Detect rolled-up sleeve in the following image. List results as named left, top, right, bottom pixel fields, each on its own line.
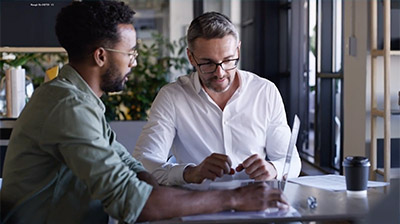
left=41, top=97, right=152, bottom=223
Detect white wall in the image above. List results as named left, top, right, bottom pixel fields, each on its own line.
left=343, top=0, right=369, bottom=157
left=169, top=0, right=193, bottom=43
left=168, top=0, right=193, bottom=81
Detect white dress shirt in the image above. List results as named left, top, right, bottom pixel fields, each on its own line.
left=133, top=70, right=301, bottom=185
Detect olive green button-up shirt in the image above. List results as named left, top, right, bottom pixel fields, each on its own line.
left=1, top=65, right=153, bottom=224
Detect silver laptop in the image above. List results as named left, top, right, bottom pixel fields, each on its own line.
left=279, top=114, right=300, bottom=190
left=255, top=114, right=300, bottom=191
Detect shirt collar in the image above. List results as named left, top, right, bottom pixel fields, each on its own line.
left=57, top=64, right=105, bottom=112
left=236, top=70, right=243, bottom=93
left=193, top=71, right=203, bottom=94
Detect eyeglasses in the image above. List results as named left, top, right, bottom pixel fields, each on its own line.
left=191, top=52, right=239, bottom=74
left=104, top=48, right=138, bottom=66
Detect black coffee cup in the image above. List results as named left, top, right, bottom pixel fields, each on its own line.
left=342, top=156, right=370, bottom=195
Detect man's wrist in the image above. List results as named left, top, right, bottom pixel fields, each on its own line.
left=137, top=171, right=159, bottom=188
left=183, top=165, right=195, bottom=183
left=267, top=161, right=278, bottom=179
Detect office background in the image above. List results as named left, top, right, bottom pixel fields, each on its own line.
left=0, top=0, right=399, bottom=181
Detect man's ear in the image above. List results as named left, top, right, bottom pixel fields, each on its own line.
left=93, top=48, right=107, bottom=67
left=186, top=48, right=196, bottom=67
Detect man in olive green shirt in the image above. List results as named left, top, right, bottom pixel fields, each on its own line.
left=0, top=1, right=288, bottom=223
left=1, top=63, right=153, bottom=223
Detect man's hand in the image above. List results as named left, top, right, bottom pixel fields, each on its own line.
left=232, top=182, right=289, bottom=211
left=235, top=154, right=277, bottom=180
left=183, top=153, right=235, bottom=183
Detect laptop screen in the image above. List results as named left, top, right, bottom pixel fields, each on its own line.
left=280, top=115, right=300, bottom=189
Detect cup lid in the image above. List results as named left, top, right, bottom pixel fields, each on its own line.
left=342, top=156, right=371, bottom=167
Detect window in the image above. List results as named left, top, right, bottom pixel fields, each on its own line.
left=303, top=0, right=343, bottom=173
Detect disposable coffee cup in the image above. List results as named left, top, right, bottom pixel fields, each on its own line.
left=342, top=156, right=370, bottom=197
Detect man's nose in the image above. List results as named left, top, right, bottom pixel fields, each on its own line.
left=214, top=64, right=225, bottom=77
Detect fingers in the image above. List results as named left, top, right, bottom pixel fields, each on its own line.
left=251, top=167, right=270, bottom=180
left=204, top=167, right=234, bottom=179
left=236, top=154, right=277, bottom=180
left=265, top=188, right=289, bottom=208
left=235, top=154, right=258, bottom=172
left=235, top=164, right=244, bottom=172
left=195, top=153, right=234, bottom=181
left=201, top=163, right=229, bottom=180
left=204, top=153, right=233, bottom=175
left=233, top=182, right=289, bottom=211
left=209, top=153, right=233, bottom=169
left=255, top=184, right=289, bottom=209
left=184, top=153, right=235, bottom=183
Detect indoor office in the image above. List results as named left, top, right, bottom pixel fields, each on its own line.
left=0, top=0, right=399, bottom=223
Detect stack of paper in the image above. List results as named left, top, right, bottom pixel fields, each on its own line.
left=288, top=174, right=389, bottom=191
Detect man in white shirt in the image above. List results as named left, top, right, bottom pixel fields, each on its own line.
left=133, top=12, right=301, bottom=186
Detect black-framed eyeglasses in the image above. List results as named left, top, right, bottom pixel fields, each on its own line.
left=190, top=52, right=239, bottom=74
left=104, top=48, right=138, bottom=66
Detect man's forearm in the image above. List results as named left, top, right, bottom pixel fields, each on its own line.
left=137, top=182, right=288, bottom=222
left=137, top=186, right=233, bottom=221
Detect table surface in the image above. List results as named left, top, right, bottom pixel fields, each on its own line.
left=146, top=179, right=396, bottom=224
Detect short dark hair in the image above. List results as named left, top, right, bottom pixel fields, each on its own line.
left=55, top=1, right=135, bottom=62
left=187, top=12, right=239, bottom=51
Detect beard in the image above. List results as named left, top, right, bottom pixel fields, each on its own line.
left=100, top=64, right=128, bottom=93
left=203, top=74, right=232, bottom=93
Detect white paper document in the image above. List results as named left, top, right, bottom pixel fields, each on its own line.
left=181, top=206, right=300, bottom=221
left=288, top=174, right=389, bottom=191
left=183, top=172, right=252, bottom=191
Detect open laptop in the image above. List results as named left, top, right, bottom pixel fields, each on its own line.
left=279, top=114, right=300, bottom=190
left=208, top=114, right=301, bottom=191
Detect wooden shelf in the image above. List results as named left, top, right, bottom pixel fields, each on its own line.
left=372, top=108, right=385, bottom=117
left=370, top=0, right=394, bottom=182
left=371, top=50, right=400, bottom=57
left=0, top=47, right=66, bottom=53
left=390, top=51, right=400, bottom=56
left=374, top=168, right=400, bottom=179
left=372, top=108, right=400, bottom=117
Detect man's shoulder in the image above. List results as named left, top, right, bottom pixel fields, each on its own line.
left=49, top=77, right=95, bottom=98
left=26, top=81, right=103, bottom=133
left=160, top=73, right=196, bottom=93
left=31, top=79, right=98, bottom=112
left=239, top=70, right=277, bottom=89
